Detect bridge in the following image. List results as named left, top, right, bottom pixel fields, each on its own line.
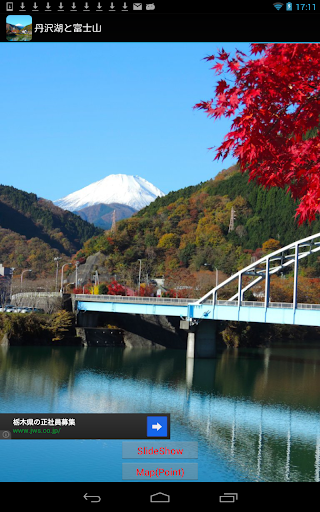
left=74, top=232, right=320, bottom=358
left=74, top=232, right=320, bottom=357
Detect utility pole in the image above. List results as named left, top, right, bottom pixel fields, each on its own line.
left=204, top=263, right=219, bottom=287
left=228, top=206, right=236, bottom=233
left=75, top=260, right=80, bottom=288
left=215, top=267, right=219, bottom=287
left=92, top=270, right=99, bottom=288
left=21, top=269, right=32, bottom=293
left=54, top=257, right=62, bottom=292
left=111, top=209, right=116, bottom=232
left=138, top=259, right=142, bottom=295
left=10, top=267, right=15, bottom=302
left=61, top=263, right=72, bottom=293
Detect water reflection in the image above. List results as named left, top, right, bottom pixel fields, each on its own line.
left=6, top=35, right=32, bottom=42
left=1, top=343, right=320, bottom=481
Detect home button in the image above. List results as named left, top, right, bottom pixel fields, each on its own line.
left=150, top=492, right=170, bottom=503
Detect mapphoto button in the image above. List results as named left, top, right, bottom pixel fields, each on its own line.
left=122, top=463, right=198, bottom=480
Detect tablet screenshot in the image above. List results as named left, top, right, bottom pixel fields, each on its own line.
left=1, top=2, right=320, bottom=506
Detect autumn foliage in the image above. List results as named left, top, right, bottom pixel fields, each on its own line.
left=106, top=280, right=126, bottom=296
left=194, top=44, right=320, bottom=223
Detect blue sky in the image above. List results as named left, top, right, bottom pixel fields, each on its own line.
left=2, top=42, right=251, bottom=201
left=6, top=15, right=32, bottom=27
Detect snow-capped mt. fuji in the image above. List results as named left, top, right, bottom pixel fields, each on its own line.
left=54, top=174, right=165, bottom=212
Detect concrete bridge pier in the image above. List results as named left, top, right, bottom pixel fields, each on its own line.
left=181, top=320, right=217, bottom=359
left=77, top=311, right=100, bottom=328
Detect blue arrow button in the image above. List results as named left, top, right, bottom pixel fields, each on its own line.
left=147, top=416, right=168, bottom=437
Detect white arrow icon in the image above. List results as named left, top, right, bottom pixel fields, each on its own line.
left=122, top=2, right=128, bottom=9
left=58, top=2, right=64, bottom=8
left=97, top=2, right=102, bottom=8
left=20, top=2, right=25, bottom=8
left=110, top=2, right=115, bottom=8
left=152, top=422, right=162, bottom=431
left=32, top=2, right=38, bottom=9
left=84, top=494, right=101, bottom=503
left=84, top=1, right=89, bottom=8
left=45, top=2, right=51, bottom=9
left=71, top=2, right=77, bottom=8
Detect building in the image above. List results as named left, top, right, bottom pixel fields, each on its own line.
left=0, top=264, right=12, bottom=304
left=0, top=264, right=12, bottom=277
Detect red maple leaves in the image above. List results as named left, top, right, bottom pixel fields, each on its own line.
left=194, top=43, right=320, bottom=224
left=107, top=280, right=126, bottom=295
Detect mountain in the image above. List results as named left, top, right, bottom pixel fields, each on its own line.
left=6, top=23, right=20, bottom=33
left=74, top=164, right=320, bottom=294
left=21, top=24, right=32, bottom=32
left=0, top=184, right=102, bottom=276
left=54, top=174, right=165, bottom=212
left=76, top=202, right=137, bottom=230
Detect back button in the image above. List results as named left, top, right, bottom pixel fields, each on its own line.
left=83, top=494, right=101, bottom=503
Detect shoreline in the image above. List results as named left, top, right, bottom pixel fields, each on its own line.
left=1, top=311, right=320, bottom=348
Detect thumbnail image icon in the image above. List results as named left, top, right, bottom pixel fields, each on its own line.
left=6, top=15, right=32, bottom=41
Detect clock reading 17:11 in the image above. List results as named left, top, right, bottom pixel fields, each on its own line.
left=296, top=3, right=316, bottom=8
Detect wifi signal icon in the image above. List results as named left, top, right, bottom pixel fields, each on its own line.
left=273, top=2, right=284, bottom=8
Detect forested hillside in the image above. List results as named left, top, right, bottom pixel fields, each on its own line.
left=74, top=165, right=320, bottom=295
left=0, top=185, right=102, bottom=276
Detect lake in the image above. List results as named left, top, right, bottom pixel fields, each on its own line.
left=6, top=35, right=32, bottom=42
left=0, top=341, right=320, bottom=482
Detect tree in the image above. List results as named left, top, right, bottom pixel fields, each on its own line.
left=48, top=310, right=73, bottom=341
left=139, top=283, right=156, bottom=297
left=262, top=238, right=281, bottom=254
left=107, top=280, right=126, bottom=296
left=157, top=233, right=180, bottom=249
left=194, top=44, right=320, bottom=223
left=98, top=283, right=108, bottom=295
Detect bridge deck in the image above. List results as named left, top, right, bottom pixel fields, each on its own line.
left=75, top=295, right=320, bottom=327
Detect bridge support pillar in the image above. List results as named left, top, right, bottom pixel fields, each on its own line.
left=183, top=320, right=217, bottom=359
left=77, top=311, right=100, bottom=328
left=186, top=332, right=196, bottom=358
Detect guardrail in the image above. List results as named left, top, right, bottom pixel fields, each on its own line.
left=200, top=299, right=320, bottom=310
left=12, top=292, right=62, bottom=299
left=74, top=294, right=197, bottom=306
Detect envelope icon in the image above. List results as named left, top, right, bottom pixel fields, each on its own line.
left=133, top=2, right=142, bottom=9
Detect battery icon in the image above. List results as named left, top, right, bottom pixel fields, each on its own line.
left=286, top=2, right=293, bottom=9
left=219, top=493, right=238, bottom=503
